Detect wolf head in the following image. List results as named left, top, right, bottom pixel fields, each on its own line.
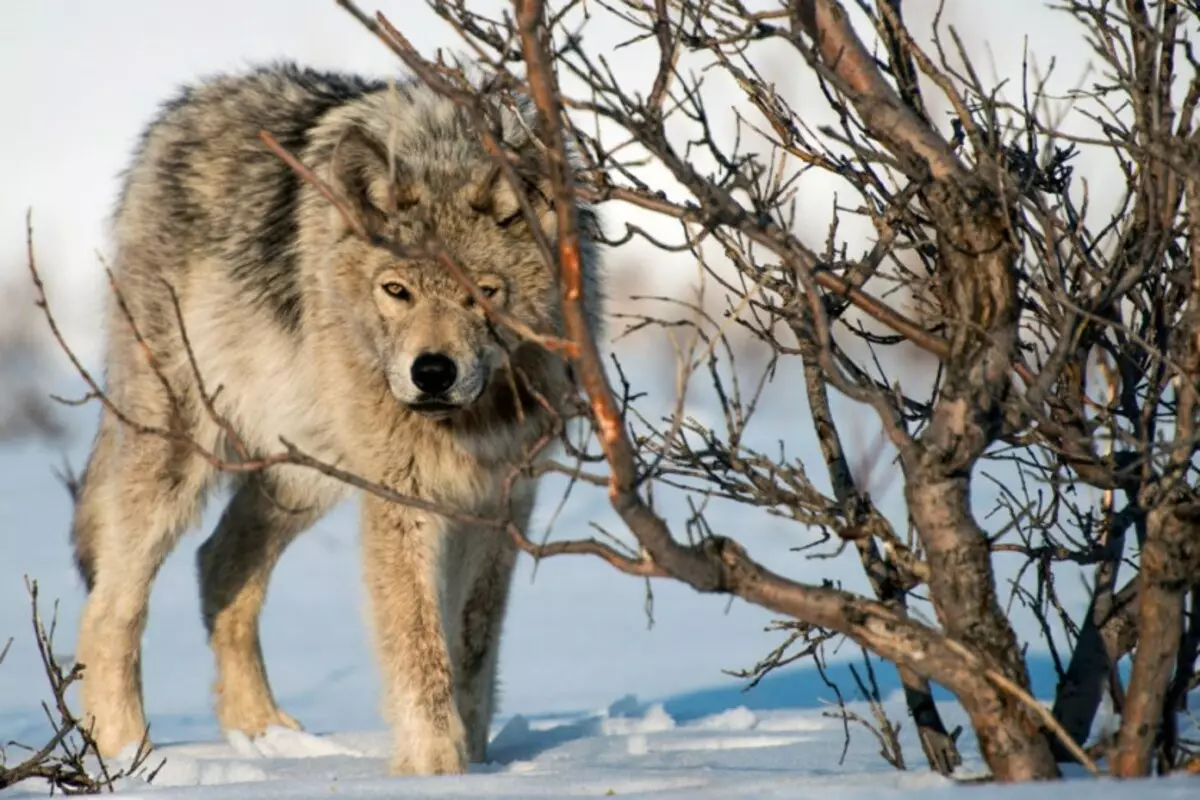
left=319, top=87, right=601, bottom=422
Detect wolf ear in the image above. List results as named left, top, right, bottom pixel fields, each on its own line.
left=469, top=164, right=603, bottom=244
left=329, top=127, right=419, bottom=234
left=468, top=163, right=559, bottom=234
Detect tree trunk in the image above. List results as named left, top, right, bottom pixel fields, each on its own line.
left=1112, top=504, right=1200, bottom=776
left=1051, top=538, right=1136, bottom=759
left=902, top=174, right=1059, bottom=780
left=907, top=478, right=1060, bottom=780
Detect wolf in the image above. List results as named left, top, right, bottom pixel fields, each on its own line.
left=69, top=62, right=603, bottom=775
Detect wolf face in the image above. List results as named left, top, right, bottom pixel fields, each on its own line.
left=324, top=122, right=570, bottom=420
left=370, top=266, right=507, bottom=416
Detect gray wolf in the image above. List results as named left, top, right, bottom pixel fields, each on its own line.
left=69, top=62, right=603, bottom=775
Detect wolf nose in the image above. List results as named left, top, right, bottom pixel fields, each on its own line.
left=411, top=353, right=458, bottom=395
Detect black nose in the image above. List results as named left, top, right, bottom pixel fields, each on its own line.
left=411, top=353, right=458, bottom=396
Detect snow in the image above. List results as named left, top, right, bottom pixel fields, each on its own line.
left=4, top=694, right=1198, bottom=798
left=102, top=703, right=950, bottom=798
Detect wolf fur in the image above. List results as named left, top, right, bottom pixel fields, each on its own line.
left=70, top=62, right=603, bottom=775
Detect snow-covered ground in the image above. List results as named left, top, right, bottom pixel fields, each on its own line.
left=3, top=687, right=1199, bottom=799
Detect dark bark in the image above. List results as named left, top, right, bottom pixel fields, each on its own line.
left=1051, top=526, right=1136, bottom=759
left=907, top=477, right=1059, bottom=780
left=788, top=1, right=1059, bottom=778
left=1113, top=503, right=1200, bottom=776
left=1113, top=169, right=1200, bottom=776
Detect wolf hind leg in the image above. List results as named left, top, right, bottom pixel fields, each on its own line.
left=198, top=466, right=344, bottom=738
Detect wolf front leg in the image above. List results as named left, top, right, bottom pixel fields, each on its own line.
left=454, top=538, right=517, bottom=763
left=453, top=487, right=534, bottom=763
left=361, top=494, right=468, bottom=776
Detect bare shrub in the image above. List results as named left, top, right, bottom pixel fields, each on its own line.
left=0, top=580, right=161, bottom=794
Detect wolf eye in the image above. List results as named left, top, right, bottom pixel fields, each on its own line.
left=466, top=283, right=501, bottom=308
left=497, top=211, right=523, bottom=229
left=382, top=282, right=411, bottom=301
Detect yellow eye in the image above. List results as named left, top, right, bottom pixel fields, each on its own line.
left=467, top=283, right=501, bottom=308
left=382, top=282, right=411, bottom=301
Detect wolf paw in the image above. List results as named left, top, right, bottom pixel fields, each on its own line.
left=227, top=725, right=363, bottom=759
left=217, top=703, right=303, bottom=740
left=389, top=734, right=469, bottom=776
left=268, top=708, right=304, bottom=732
